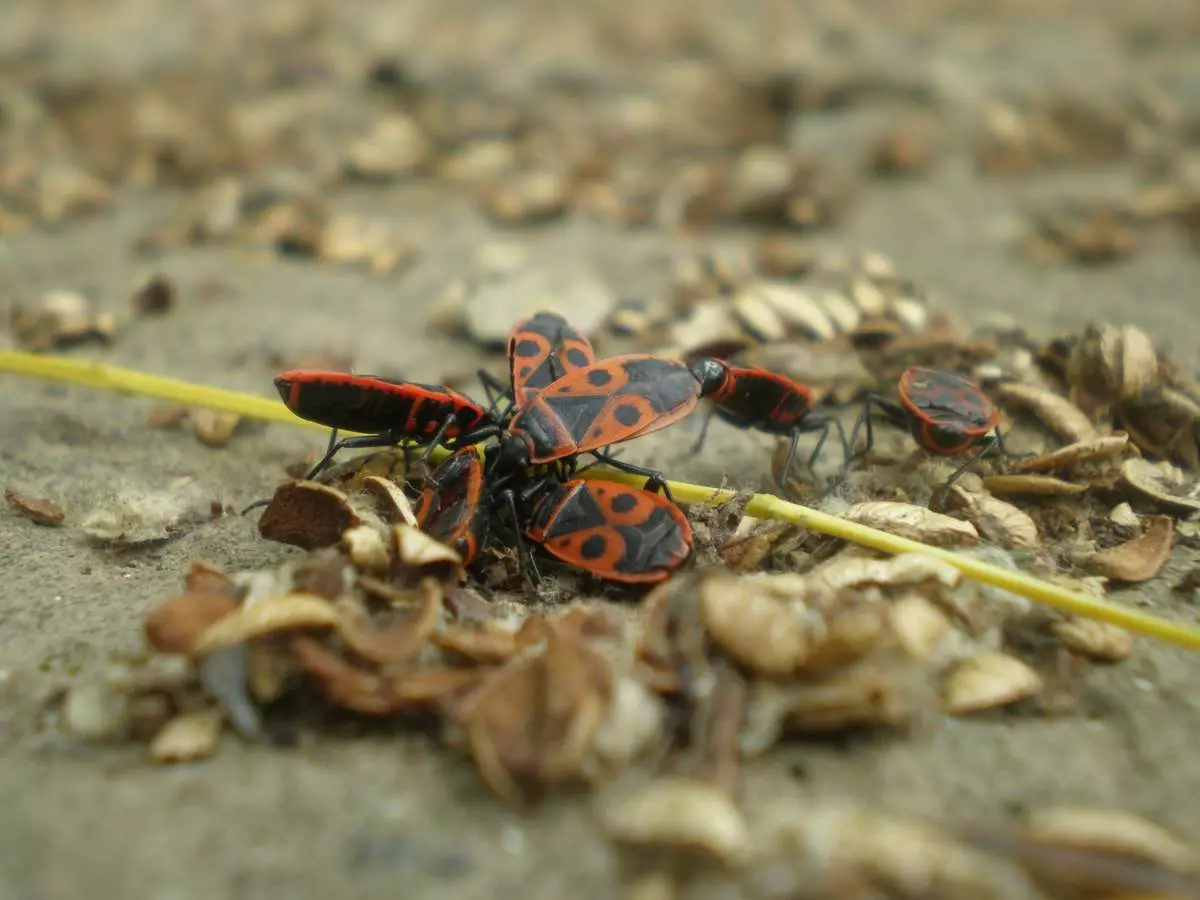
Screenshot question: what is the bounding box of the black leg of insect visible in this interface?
[846,394,908,467]
[928,430,1006,510]
[777,414,851,489]
[585,450,674,502]
[476,368,516,420]
[688,406,717,456]
[497,482,542,591]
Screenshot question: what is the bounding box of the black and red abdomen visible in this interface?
[524,479,692,584]
[898,368,998,434]
[413,447,488,563]
[275,370,491,437]
[508,355,703,463]
[709,366,814,434]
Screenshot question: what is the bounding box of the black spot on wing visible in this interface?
[610,492,637,514]
[586,368,614,388]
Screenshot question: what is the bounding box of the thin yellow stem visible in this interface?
[4,350,1200,651]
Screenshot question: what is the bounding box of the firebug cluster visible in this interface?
[267,312,1009,583]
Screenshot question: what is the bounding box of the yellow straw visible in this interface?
[5,350,1200,652]
[0,351,324,429]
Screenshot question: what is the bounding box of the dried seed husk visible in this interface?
[193,592,342,654]
[149,708,223,763]
[583,676,667,779]
[699,572,885,677]
[184,560,240,596]
[982,474,1090,496]
[742,281,837,341]
[392,523,463,571]
[1089,515,1173,583]
[943,652,1042,715]
[454,621,611,805]
[392,667,484,707]
[4,487,65,525]
[998,383,1099,443]
[1068,322,1160,409]
[1049,617,1134,662]
[890,594,954,661]
[665,299,748,359]
[257,481,360,550]
[342,114,428,181]
[360,475,418,527]
[1120,458,1200,514]
[1117,387,1200,470]
[811,552,963,590]
[433,622,521,664]
[483,169,570,224]
[598,776,751,866]
[945,484,1040,550]
[742,665,915,753]
[1015,434,1131,472]
[144,593,240,656]
[841,501,980,547]
[245,641,296,703]
[289,636,406,715]
[338,578,443,666]
[193,409,240,447]
[719,518,793,572]
[61,679,131,740]
[11,289,116,350]
[342,524,391,573]
[1022,807,1198,875]
[732,284,787,342]
[757,803,1039,900]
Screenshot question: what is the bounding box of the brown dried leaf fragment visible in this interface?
[5,487,65,526]
[943,652,1042,715]
[257,481,360,550]
[149,708,223,763]
[997,383,1099,443]
[144,593,239,657]
[599,776,751,866]
[1090,515,1173,583]
[193,592,343,655]
[841,501,980,547]
[193,409,241,448]
[433,622,521,665]
[1015,435,1130,472]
